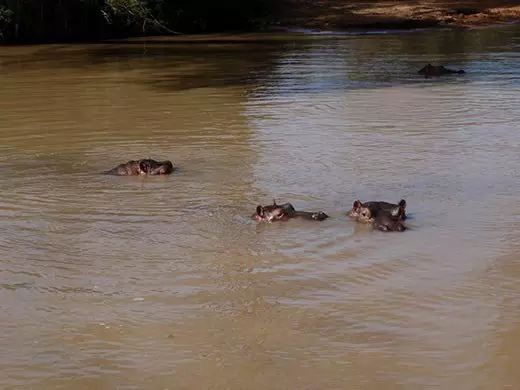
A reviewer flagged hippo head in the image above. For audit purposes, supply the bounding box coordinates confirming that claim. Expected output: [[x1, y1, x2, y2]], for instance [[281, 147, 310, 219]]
[[138, 160, 152, 175], [138, 159, 174, 175], [353, 205, 374, 224], [252, 199, 287, 222], [347, 200, 363, 219], [372, 206, 407, 232], [418, 64, 465, 77], [418, 63, 435, 75], [374, 212, 407, 232], [149, 160, 174, 175]]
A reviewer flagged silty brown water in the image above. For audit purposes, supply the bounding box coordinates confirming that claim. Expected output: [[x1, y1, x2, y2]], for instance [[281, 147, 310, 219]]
[[1, 27, 519, 389]]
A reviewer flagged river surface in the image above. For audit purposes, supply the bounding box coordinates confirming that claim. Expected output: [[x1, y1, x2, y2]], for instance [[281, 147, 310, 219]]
[[1, 26, 520, 390]]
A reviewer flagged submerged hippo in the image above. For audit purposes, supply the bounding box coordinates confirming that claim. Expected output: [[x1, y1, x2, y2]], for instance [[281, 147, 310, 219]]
[[418, 64, 465, 77], [347, 199, 407, 221], [252, 199, 329, 222], [355, 204, 407, 232], [105, 159, 174, 176]]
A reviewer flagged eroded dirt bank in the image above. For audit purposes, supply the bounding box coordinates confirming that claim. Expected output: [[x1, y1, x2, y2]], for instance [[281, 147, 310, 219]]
[[263, 0, 520, 31]]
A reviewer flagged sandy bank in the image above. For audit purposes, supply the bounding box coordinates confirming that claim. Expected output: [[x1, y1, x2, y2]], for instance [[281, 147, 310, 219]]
[[264, 1, 520, 31]]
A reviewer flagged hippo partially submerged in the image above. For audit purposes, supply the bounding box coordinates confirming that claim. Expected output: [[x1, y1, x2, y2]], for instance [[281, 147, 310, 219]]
[[353, 204, 407, 232], [418, 64, 465, 77], [252, 199, 329, 222], [105, 159, 174, 176], [347, 199, 407, 221]]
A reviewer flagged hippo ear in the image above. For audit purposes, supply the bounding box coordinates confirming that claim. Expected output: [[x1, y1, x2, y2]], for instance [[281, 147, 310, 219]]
[[353, 200, 361, 209], [398, 199, 406, 208], [256, 205, 264, 216]]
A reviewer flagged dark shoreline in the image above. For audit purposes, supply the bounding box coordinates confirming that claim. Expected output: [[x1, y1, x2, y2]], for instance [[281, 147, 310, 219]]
[[1, 1, 519, 46]]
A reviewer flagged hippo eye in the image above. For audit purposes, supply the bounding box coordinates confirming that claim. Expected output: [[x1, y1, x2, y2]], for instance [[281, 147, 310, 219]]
[[360, 209, 371, 220]]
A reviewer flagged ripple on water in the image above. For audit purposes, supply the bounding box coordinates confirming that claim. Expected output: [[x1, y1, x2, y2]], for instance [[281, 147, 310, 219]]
[[2, 27, 520, 390]]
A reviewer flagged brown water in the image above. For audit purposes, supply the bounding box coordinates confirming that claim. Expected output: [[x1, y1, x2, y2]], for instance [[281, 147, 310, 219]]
[[1, 27, 520, 390]]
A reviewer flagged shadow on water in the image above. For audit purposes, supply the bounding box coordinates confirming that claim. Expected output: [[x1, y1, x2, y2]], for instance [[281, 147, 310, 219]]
[[90, 25, 520, 93], [2, 26, 519, 95]]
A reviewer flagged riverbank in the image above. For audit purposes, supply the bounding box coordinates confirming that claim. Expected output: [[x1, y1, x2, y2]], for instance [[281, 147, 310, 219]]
[[1, 1, 519, 44], [263, 0, 520, 31]]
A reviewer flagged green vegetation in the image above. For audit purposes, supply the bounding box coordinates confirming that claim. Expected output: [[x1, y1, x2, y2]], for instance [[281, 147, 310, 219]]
[[0, 4, 13, 39], [0, 0, 272, 43]]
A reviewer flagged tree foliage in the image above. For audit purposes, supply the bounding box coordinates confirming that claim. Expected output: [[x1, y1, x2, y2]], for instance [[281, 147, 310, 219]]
[[0, 0, 272, 43], [0, 5, 13, 39]]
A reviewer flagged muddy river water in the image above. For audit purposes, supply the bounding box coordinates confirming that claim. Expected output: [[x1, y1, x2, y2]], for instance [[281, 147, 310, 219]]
[[1, 26, 520, 389]]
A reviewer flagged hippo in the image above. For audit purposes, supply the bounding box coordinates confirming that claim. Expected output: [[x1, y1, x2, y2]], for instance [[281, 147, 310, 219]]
[[252, 199, 329, 222], [347, 199, 407, 221], [354, 203, 407, 232], [418, 64, 465, 77], [105, 159, 174, 176]]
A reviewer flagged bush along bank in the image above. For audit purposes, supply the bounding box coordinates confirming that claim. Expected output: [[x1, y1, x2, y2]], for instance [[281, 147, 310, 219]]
[[0, 0, 272, 44]]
